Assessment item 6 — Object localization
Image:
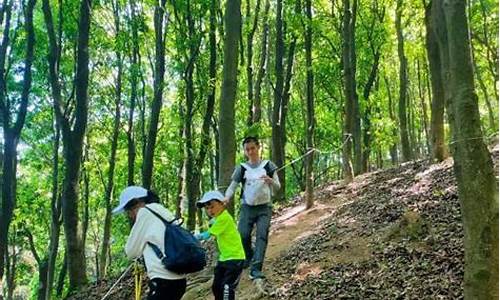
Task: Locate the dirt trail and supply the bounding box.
[183,202,339,300]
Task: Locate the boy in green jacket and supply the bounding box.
[196,190,246,300]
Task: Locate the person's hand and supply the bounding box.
[222,196,230,206]
[260,175,273,185]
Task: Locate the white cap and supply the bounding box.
[196,190,224,208]
[112,186,148,214]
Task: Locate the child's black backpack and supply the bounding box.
[144,207,206,274]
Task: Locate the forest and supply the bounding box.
[0,0,497,299]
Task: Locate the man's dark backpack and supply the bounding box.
[144,207,206,274]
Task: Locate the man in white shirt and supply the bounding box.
[113,186,186,300]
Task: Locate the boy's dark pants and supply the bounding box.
[212,260,244,300]
[238,204,272,272]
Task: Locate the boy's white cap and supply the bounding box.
[197,190,224,208]
[112,186,148,214]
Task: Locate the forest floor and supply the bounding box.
[68,143,498,300]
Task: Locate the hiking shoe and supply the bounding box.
[249,270,265,280]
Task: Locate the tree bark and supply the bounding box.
[424,3,447,162]
[384,75,398,165]
[395,0,411,161]
[99,0,122,278]
[246,0,261,125]
[252,0,270,124]
[127,0,140,186]
[42,0,92,290]
[143,0,168,189]
[341,0,358,182]
[304,0,315,209]
[218,0,241,215]
[439,1,499,298]
[271,0,286,201]
[0,0,35,282]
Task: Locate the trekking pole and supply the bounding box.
[101,263,134,300]
[134,261,142,300]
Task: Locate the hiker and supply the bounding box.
[223,136,280,280]
[196,190,246,300]
[112,186,187,300]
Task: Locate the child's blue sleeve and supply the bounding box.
[194,231,210,241]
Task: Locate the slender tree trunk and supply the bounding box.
[416,59,431,156]
[0,0,35,281]
[246,0,261,125]
[99,2,122,277]
[55,253,67,297]
[438,1,499,298]
[361,50,380,173]
[271,0,286,202]
[341,0,358,182]
[143,0,168,189]
[384,76,398,165]
[304,0,315,209]
[218,0,241,215]
[252,0,270,124]
[424,3,447,162]
[127,0,140,186]
[45,117,61,300]
[395,0,411,161]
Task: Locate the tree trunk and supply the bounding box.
[384,76,398,165]
[271,0,286,202]
[361,50,380,173]
[395,0,411,162]
[304,0,315,209]
[99,2,122,277]
[246,0,261,125]
[218,0,241,215]
[341,0,358,182]
[424,3,447,162]
[252,0,270,125]
[127,0,140,186]
[416,59,431,156]
[45,117,61,300]
[0,0,35,281]
[143,0,168,189]
[440,1,499,298]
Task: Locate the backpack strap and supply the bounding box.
[144,206,172,262]
[239,164,247,204]
[144,206,172,225]
[263,161,276,177]
[147,242,165,260]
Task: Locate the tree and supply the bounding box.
[41,0,92,291]
[218,0,241,214]
[341,0,358,182]
[0,0,36,282]
[142,0,168,189]
[98,0,123,279]
[304,0,315,209]
[432,0,499,298]
[271,0,286,201]
[395,0,412,162]
[424,3,447,162]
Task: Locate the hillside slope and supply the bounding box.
[68,146,498,300]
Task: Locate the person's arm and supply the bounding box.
[125,209,148,259]
[194,231,211,241]
[224,165,242,203]
[224,180,239,200]
[271,171,281,191]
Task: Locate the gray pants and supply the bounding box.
[238,204,272,272]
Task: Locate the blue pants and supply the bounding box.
[238,204,272,272]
